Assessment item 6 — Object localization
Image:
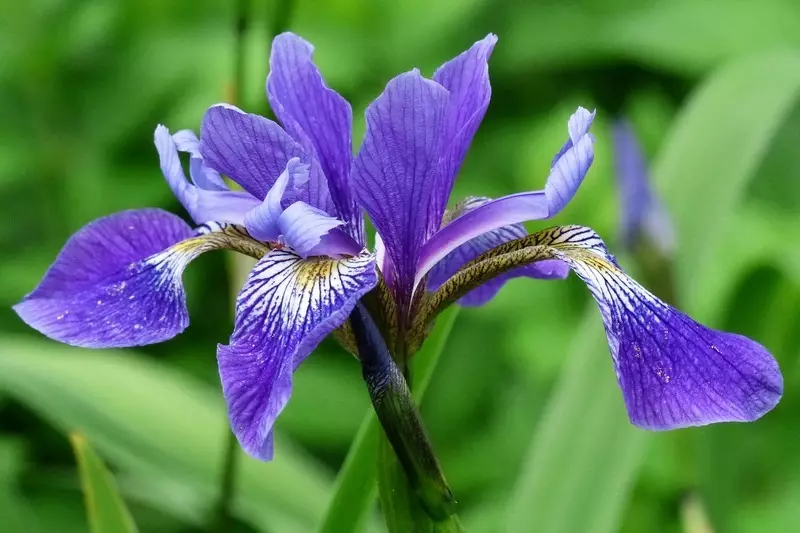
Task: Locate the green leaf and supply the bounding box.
[501,0,800,76]
[69,432,139,533]
[653,51,800,318]
[507,50,800,533]
[377,436,429,533]
[0,439,35,533]
[0,336,332,533]
[691,204,800,326]
[316,307,459,533]
[505,310,649,533]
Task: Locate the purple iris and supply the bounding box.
[14,33,782,461]
[612,118,675,254]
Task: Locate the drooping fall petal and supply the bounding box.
[218,249,377,459]
[15,210,200,348]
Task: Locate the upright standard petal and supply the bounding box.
[612,119,675,254]
[199,104,334,214]
[429,34,497,229]
[351,71,450,298]
[267,32,363,243]
[427,197,568,306]
[416,107,595,286]
[171,129,228,191]
[218,249,378,460]
[15,210,198,348]
[155,125,260,225]
[545,107,596,215]
[416,191,548,287]
[534,226,782,428]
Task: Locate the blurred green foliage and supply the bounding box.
[2,0,800,532]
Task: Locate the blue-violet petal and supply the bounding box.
[351,70,450,299]
[200,104,334,214]
[268,32,363,243]
[545,226,782,429]
[218,249,377,460]
[14,209,200,348]
[428,33,497,232]
[427,197,568,306]
[612,119,675,254]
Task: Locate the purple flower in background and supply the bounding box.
[14,32,782,463]
[612,119,675,254]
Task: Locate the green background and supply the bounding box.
[2,0,799,532]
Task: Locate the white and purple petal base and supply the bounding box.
[218,249,378,460]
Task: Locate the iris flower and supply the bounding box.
[612,118,675,254]
[14,33,782,462]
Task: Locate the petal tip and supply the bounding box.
[475,33,499,53]
[205,102,244,116]
[569,107,596,142]
[273,31,310,46]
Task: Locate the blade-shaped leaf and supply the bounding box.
[0,439,34,533]
[653,51,800,317]
[69,432,139,533]
[0,336,332,533]
[505,311,649,533]
[506,50,800,533]
[316,307,460,533]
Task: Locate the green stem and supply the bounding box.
[213,431,240,532]
[350,303,456,520]
[269,0,296,38]
[213,2,249,531]
[315,308,459,533]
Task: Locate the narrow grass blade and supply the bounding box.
[69,432,139,533]
[0,337,331,533]
[506,310,648,533]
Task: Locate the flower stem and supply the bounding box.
[350,302,457,521]
[213,2,250,531]
[213,431,239,532]
[269,0,296,40]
